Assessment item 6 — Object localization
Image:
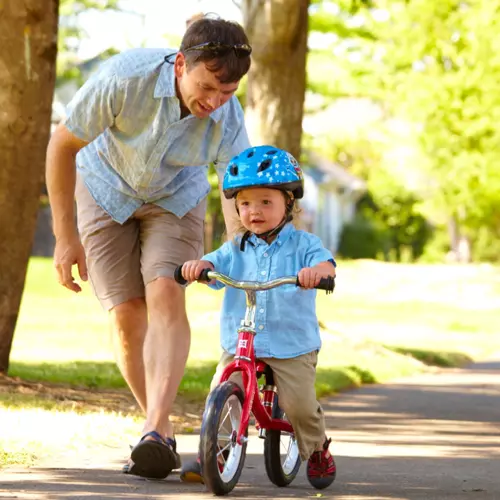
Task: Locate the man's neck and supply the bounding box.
[175,78,190,119]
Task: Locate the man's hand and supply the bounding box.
[298,261,336,289]
[181,259,215,283]
[53,237,88,293]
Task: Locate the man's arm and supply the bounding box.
[215,98,251,240]
[219,184,240,240]
[46,123,89,292]
[46,123,88,241]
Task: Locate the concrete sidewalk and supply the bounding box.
[1,359,499,499]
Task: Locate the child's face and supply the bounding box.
[236,188,287,235]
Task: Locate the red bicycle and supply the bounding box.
[174,267,335,496]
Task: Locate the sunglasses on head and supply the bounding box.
[184,41,252,58]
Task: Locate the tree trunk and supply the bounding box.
[0,1,59,373]
[242,0,309,159]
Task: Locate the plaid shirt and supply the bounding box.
[65,48,250,223]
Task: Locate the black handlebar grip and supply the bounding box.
[174,265,187,285]
[198,268,212,282]
[295,275,336,294]
[317,276,335,294]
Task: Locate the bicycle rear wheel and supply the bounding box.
[264,395,301,486]
[200,381,247,496]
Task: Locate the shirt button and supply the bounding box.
[260,271,266,276]
[259,308,264,313]
[258,325,264,330]
[263,252,268,257]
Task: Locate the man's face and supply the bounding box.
[174,53,240,119]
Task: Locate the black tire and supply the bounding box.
[264,396,301,487]
[200,381,247,496]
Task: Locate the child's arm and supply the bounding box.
[297,232,337,289]
[181,241,232,287]
[181,260,215,283]
[298,260,336,289]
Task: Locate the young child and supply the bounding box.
[180,145,336,489]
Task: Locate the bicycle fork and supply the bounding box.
[258,384,277,439]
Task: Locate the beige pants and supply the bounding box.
[210,350,326,460]
[75,176,205,310]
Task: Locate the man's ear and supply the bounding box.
[174,52,187,78]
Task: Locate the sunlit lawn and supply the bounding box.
[11,257,500,368]
[6,257,500,401]
[2,257,500,468]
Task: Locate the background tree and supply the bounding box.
[57,0,119,84]
[376,0,500,261]
[0,0,59,372]
[241,0,310,158]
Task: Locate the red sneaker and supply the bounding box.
[180,454,225,483]
[307,438,336,489]
[180,457,204,483]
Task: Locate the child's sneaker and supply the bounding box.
[306,438,336,489]
[180,457,204,483]
[180,454,226,483]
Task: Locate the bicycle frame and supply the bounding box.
[213,273,296,446]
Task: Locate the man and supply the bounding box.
[45,16,251,479]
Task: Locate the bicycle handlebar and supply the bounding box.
[174,266,335,294]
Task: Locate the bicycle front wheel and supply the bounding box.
[200,381,247,496]
[264,396,301,487]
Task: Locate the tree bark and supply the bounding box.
[0,0,59,372]
[242,0,309,159]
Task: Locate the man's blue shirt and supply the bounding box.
[65,48,250,223]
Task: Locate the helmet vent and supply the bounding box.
[247,150,255,158]
[266,149,277,155]
[229,164,238,176]
[257,159,272,172]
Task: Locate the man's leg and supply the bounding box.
[110,298,148,412]
[123,199,205,478]
[125,281,187,479]
[141,277,190,439]
[75,175,147,411]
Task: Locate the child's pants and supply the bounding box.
[210,350,326,460]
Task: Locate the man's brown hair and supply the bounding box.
[180,17,251,83]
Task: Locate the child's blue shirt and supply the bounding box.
[202,224,335,359]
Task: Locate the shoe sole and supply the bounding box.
[129,441,179,479]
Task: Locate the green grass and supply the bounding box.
[8,258,500,397]
[0,450,36,468]
[384,346,473,368]
[2,258,500,469]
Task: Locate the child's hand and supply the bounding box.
[298,261,336,289]
[181,260,214,283]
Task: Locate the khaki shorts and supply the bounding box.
[75,176,206,310]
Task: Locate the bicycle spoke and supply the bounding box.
[280,437,288,453]
[217,442,232,459]
[229,403,240,429]
[219,408,231,430]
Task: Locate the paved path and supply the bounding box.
[1,360,499,499]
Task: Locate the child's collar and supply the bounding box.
[241,223,295,250]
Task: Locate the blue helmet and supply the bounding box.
[222,145,304,200]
